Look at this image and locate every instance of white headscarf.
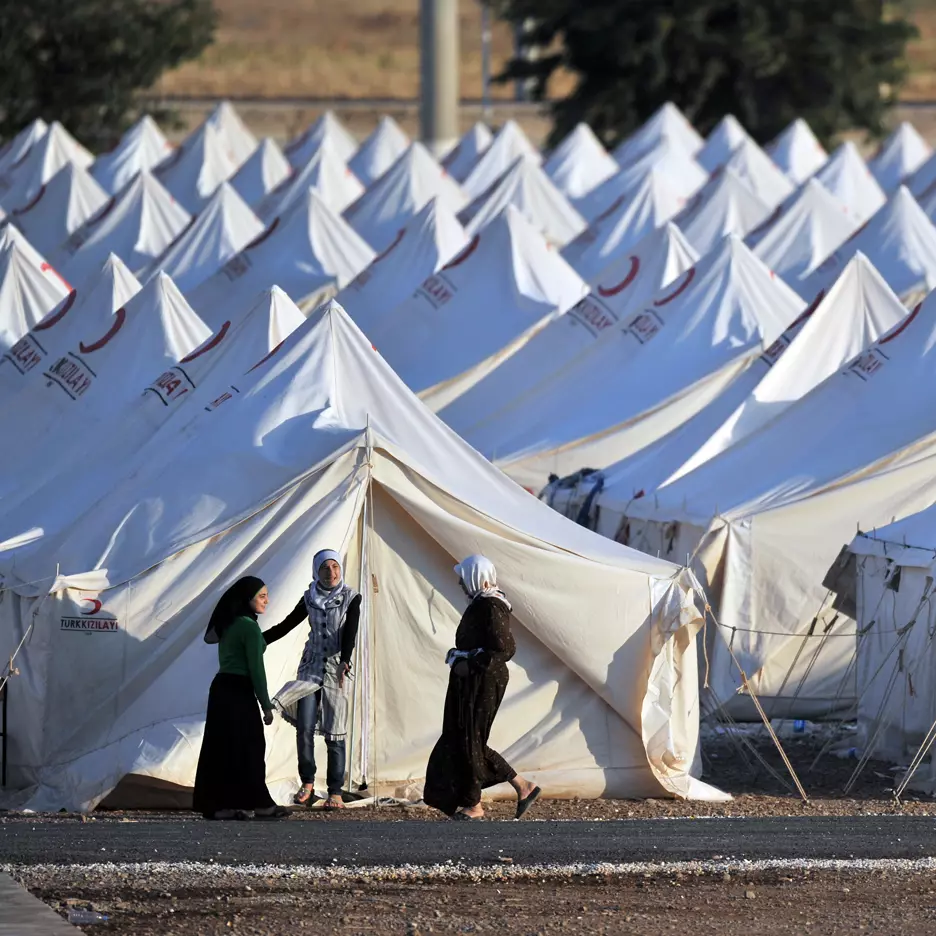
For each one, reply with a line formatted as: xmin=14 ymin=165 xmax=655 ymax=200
xmin=311 ymin=549 xmax=344 ymax=610
xmin=454 ymin=554 xmax=511 ymax=610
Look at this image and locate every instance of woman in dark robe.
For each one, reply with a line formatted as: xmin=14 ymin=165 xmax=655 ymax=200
xmin=423 ymin=555 xmax=541 ymax=820
xmin=193 ymin=576 xmax=290 ymax=820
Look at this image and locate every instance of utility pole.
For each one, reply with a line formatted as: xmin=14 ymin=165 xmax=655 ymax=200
xmin=420 ymin=0 xmax=460 ymax=158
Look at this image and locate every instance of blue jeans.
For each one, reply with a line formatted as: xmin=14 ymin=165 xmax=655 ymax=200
xmin=296 ymin=692 xmax=346 ymax=794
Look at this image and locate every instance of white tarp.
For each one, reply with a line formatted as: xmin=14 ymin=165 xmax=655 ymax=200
xmin=544 ymin=123 xmax=618 ymax=201
xmin=0 ymin=122 xmax=93 ymax=209
xmin=56 ymin=171 xmax=193 ymax=285
xmin=0 ymin=254 xmax=141 ymax=399
xmin=284 ymin=110 xmax=359 ymax=168
xmin=461 ymin=120 xmax=543 ymax=200
xmin=612 ymin=102 xmax=704 ymax=166
xmin=4 ymin=161 xmax=110 ymax=259
xmin=463 ymin=235 xmax=804 ymax=490
xmin=696 ymin=115 xmax=750 ymax=173
xmin=91 ymin=116 xmax=173 ymax=195
xmin=0 ymin=272 xmax=210 ymax=505
xmin=257 ymin=138 xmax=364 ymax=221
xmin=676 ymin=167 xmax=772 ymax=258
xmin=869 ymin=122 xmax=931 ymax=194
xmin=458 ymin=155 xmax=586 ymax=247
xmin=562 ymin=169 xmax=686 ymax=286
xmin=814 ymin=141 xmax=886 ymax=224
xmin=228 ymin=138 xmax=293 ymax=208
xmin=746 ymin=178 xmax=859 ymax=291
xmin=344 ymin=142 xmax=467 ymax=251
xmin=441 ymin=122 xmax=493 ymax=183
xmin=152 ymin=120 xmax=239 ymax=215
xmin=441 ymin=222 xmax=699 ymax=443
xmin=0 ymin=230 xmax=71 ymax=352
xmin=348 ymin=116 xmax=410 ymax=187
xmin=766 ymin=118 xmax=828 ymax=185
xmin=357 ymin=205 xmax=587 ymax=411
xmin=337 ymin=197 xmax=467 ymax=321
xmin=188 ymin=188 xmax=375 ymax=320
xmin=0 ymin=120 xmax=48 ymax=178
xmin=0 ymin=298 xmax=722 ymax=812
xmin=139 ymin=182 xmax=264 ymax=295
xmin=801 ymin=186 xmax=936 ymax=305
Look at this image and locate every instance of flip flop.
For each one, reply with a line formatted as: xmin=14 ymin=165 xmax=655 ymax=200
xmin=515 ymin=786 xmax=541 ymax=820
xmin=293 ymin=788 xmax=315 ymax=806
xmin=451 ymin=811 xmax=484 ymax=821
xmin=323 ymin=798 xmax=346 ymax=810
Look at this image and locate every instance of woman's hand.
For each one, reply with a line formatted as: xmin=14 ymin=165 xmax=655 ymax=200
xmin=263 ymin=708 xmax=275 ymax=725
xmin=338 ymin=662 xmax=351 ymax=688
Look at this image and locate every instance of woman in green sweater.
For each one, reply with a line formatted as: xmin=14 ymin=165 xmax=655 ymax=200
xmin=193 ymin=575 xmax=289 ymax=820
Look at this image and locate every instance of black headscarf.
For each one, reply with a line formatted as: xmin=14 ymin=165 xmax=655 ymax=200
xmin=204 ymin=575 xmax=265 ymax=644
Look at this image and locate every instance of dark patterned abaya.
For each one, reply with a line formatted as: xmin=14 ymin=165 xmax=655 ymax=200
xmin=423 ymin=595 xmax=517 ymax=816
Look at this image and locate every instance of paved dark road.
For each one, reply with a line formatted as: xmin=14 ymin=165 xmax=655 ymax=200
xmin=3 ymin=816 xmax=936 ymax=866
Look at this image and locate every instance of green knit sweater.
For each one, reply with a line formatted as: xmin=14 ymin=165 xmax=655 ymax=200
xmin=218 ymin=615 xmax=272 ymax=710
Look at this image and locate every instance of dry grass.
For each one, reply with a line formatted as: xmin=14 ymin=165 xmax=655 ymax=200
xmin=157 ymin=0 xmax=576 ymax=100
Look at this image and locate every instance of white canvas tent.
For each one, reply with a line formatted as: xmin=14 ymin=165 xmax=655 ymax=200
xmin=675 ymin=167 xmax=772 ymax=258
xmin=188 ymin=187 xmax=375 ymax=320
xmin=56 ymin=171 xmax=192 ymax=286
xmin=138 ymin=182 xmax=264 ymax=295
xmin=441 ymin=222 xmax=699 ymax=442
xmin=91 ymin=116 xmax=173 ymax=195
xmin=619 ymin=290 xmax=936 ymax=718
xmin=0 ymin=120 xmax=48 ymax=179
xmin=800 ymin=186 xmax=936 ymax=306
xmin=0 ymin=231 xmax=72 ymax=353
xmin=5 ymin=161 xmax=110 ymax=259
xmin=544 ymin=123 xmax=618 ymax=201
xmin=578 ymin=140 xmax=707 ymax=221
xmin=256 ymin=138 xmax=364 ymax=222
xmin=0 ymin=298 xmax=722 ymax=812
xmin=284 ymin=110 xmax=359 ymax=168
xmin=813 ymin=141 xmax=886 ymax=224
xmin=152 ymin=121 xmax=239 ymax=215
xmin=720 ymin=137 xmax=795 ymax=209
xmin=228 ymin=138 xmax=293 ymax=208
xmin=0 ymin=272 xmax=211 ymax=506
xmin=348 ymin=116 xmax=410 ymax=187
xmin=441 ymin=122 xmax=493 ymax=183
xmin=457 ymin=155 xmax=586 ymax=247
xmin=766 ymin=118 xmax=828 ymax=185
xmin=344 ymin=142 xmax=467 ymax=251
xmin=612 ymin=102 xmax=704 ymax=167
xmin=461 ymin=120 xmax=543 ymax=200
xmin=357 ymin=206 xmax=587 ymax=412
xmin=696 ymin=115 xmax=750 ymax=173
xmin=562 ymin=169 xmax=686 ymax=285
xmin=869 ymin=122 xmax=931 ymax=194
xmin=337 ymin=198 xmax=468 ymax=321
xmin=0 ymin=254 xmax=141 ymax=399
xmin=746 ymin=178 xmax=859 ymax=291
xmin=205 ymin=101 xmax=258 ymax=168
xmin=464 ymin=235 xmax=805 ymax=490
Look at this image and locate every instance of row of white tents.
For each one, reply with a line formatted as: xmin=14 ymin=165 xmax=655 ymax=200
xmin=1 ymin=99 xmax=936 ymax=809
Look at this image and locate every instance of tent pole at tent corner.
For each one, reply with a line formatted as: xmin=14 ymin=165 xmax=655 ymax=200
xmin=420 ymin=0 xmax=460 ymax=158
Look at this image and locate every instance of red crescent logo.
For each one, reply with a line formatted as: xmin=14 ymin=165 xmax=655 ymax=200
xmin=247 ymin=338 xmax=287 ymax=374
xmin=79 ymin=306 xmax=127 ymax=354
xmin=880 ymin=301 xmax=924 ymax=344
xmin=441 ymin=234 xmax=480 ymax=271
xmin=13 ymin=184 xmax=46 ymax=216
xmin=34 ymin=289 xmax=78 ymax=331
xmin=373 ymin=227 xmax=406 ymax=263
xmin=653 ymin=267 xmax=696 ymax=307
xmin=244 ymin=217 xmax=280 ymax=250
xmin=41 ymin=263 xmax=72 ymax=291
xmin=180 ymin=321 xmax=231 ymax=363
xmin=81 ymin=598 xmax=103 ymax=615
xmin=597 ymin=256 xmax=640 ymax=297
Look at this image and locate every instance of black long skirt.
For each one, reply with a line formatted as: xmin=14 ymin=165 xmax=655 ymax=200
xmin=192 ymin=673 xmax=276 ymax=816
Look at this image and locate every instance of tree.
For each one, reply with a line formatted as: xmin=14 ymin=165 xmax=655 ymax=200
xmin=493 ymin=0 xmax=918 ymax=149
xmin=0 ymin=0 xmax=216 ymax=149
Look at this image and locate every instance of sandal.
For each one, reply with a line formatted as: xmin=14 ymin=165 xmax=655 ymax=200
xmin=253 ymin=805 xmax=291 ymax=820
xmin=323 ymin=797 xmax=345 ymax=810
xmin=293 ymin=787 xmax=315 ymax=806
xmin=515 ymin=786 xmax=542 ymax=820
xmin=451 ymin=811 xmax=483 ymax=821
